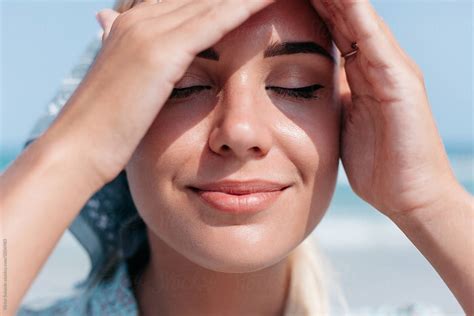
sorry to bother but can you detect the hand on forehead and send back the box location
[202,0,335,63]
[133,0,333,50]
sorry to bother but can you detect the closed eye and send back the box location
[169,86,211,99]
[266,84,324,100]
[169,84,324,100]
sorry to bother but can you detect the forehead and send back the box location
[217,0,332,50]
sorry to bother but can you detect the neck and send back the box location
[133,232,292,316]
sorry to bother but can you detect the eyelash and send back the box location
[169,84,324,100]
[170,86,211,99]
[266,84,324,100]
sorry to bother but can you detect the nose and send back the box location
[208,83,273,161]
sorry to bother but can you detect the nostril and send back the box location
[222,144,230,151]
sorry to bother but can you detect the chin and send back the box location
[190,248,290,274]
[173,225,296,273]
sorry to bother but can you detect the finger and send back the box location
[311,1,355,59]
[111,0,206,40]
[133,0,213,32]
[121,0,194,26]
[312,0,405,69]
[133,0,158,8]
[172,0,275,56]
[99,0,186,42]
[96,9,120,43]
[315,1,411,69]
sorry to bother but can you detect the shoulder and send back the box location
[17,263,138,316]
[349,302,447,316]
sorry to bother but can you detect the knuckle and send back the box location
[113,13,135,33]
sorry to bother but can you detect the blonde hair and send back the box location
[112,0,349,314]
[284,234,349,315]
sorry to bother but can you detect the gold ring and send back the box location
[341,42,359,59]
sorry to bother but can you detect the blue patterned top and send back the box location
[18,263,137,316]
[18,260,447,316]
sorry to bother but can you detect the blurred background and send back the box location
[1,0,472,314]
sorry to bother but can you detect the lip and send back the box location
[188,180,290,214]
[191,180,289,194]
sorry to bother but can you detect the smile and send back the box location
[187,179,291,214]
[189,188,287,214]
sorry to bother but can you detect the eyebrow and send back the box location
[265,41,335,63]
[196,41,335,63]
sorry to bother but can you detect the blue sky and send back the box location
[1,0,472,149]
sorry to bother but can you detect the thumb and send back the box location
[96,9,120,43]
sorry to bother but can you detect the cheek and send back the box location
[282,104,341,232]
[126,100,209,181]
[124,112,206,262]
[281,99,341,179]
[124,103,206,225]
[309,113,340,230]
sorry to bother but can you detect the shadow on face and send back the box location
[125,0,342,273]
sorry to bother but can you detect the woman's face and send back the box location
[126,0,341,273]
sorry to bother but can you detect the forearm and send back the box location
[391,181,474,314]
[0,132,104,314]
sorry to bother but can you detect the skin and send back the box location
[2,0,471,314]
[124,1,340,315]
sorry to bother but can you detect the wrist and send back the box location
[34,128,108,193]
[390,179,473,230]
[388,180,474,315]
